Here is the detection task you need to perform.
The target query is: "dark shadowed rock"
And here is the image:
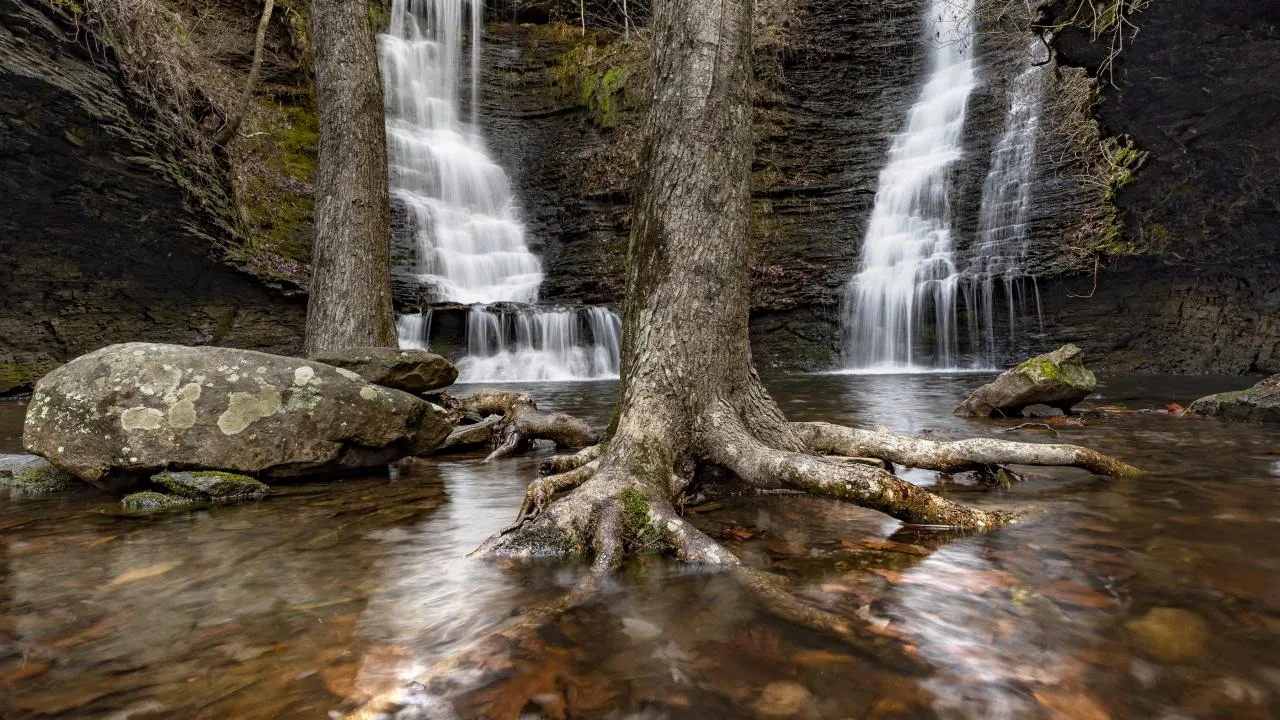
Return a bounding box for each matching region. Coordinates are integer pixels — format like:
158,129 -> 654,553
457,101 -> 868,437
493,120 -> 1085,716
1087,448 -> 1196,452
152,470 -> 269,501
1185,375 -> 1280,424
955,345 -> 1097,418
308,347 -> 458,394
23,343 -> 452,489
0,453 -> 76,493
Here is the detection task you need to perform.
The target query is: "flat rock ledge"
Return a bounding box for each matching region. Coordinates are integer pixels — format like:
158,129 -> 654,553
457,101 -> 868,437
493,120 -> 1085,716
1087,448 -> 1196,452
308,347 -> 458,394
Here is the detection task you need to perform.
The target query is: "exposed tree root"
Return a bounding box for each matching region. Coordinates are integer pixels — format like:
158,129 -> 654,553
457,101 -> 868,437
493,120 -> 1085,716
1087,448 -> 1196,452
539,443 -> 606,475
432,390 -> 601,462
792,422 -> 1145,479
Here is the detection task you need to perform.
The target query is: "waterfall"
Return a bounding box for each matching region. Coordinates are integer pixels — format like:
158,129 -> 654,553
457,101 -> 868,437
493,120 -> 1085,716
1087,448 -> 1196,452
381,0 -> 620,381
841,0 -> 977,372
962,39 -> 1051,365
455,306 -> 622,382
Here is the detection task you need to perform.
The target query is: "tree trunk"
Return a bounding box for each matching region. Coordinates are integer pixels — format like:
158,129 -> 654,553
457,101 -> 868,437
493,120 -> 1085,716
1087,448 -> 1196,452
304,0 -> 395,354
480,0 -> 1137,563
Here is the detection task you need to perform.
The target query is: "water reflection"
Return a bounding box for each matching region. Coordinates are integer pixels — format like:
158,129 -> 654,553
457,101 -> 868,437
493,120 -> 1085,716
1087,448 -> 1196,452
1,375 -> 1278,718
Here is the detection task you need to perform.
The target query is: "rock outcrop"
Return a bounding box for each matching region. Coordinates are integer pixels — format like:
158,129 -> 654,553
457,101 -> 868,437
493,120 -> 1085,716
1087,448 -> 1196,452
23,343 -> 451,489
1185,375 -> 1280,425
955,345 -> 1097,418
152,470 -> 269,501
0,0 -> 307,397
308,347 -> 458,394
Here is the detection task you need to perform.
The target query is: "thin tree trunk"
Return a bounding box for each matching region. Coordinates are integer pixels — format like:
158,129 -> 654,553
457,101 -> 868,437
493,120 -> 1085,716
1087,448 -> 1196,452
304,0 -> 395,354
213,0 -> 275,147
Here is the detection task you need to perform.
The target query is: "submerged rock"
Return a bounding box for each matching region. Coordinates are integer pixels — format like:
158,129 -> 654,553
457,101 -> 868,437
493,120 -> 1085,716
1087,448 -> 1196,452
0,454 -> 76,493
1185,375 -> 1280,424
121,491 -> 195,512
308,347 -> 458,394
152,471 -> 268,501
955,344 -> 1097,418
23,343 -> 452,489
754,681 -> 813,717
1125,607 -> 1210,665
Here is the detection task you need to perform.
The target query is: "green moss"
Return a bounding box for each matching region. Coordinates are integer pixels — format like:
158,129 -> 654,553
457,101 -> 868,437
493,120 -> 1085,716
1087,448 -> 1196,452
545,27 -> 647,129
153,470 -> 268,500
620,487 -> 664,551
121,491 -> 195,512
0,463 -> 75,493
0,362 -> 48,393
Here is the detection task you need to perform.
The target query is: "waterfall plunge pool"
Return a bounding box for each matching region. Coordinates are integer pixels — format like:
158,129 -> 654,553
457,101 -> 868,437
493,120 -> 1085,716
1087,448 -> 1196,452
1,374 -> 1277,718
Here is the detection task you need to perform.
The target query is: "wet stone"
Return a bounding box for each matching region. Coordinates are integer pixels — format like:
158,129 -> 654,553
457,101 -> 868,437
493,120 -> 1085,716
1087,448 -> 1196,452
1125,607 -> 1211,665
151,471 -> 268,502
0,454 -> 75,494
120,491 -> 195,512
754,681 -> 813,717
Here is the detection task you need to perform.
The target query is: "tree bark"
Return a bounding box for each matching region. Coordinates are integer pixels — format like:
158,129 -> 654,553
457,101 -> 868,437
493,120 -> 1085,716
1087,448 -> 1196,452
304,0 -> 395,354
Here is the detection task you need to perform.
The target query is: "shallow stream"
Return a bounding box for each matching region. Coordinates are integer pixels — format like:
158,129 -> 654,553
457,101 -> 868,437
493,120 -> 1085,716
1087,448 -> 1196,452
2,375 -> 1278,718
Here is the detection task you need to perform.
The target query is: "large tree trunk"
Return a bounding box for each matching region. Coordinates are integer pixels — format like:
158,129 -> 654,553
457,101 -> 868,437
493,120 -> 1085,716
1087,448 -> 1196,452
480,0 -> 1138,562
304,0 -> 395,354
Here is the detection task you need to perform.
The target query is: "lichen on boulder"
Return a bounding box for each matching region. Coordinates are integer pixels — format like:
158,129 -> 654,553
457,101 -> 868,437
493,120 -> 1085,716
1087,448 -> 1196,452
23,343 -> 453,490
152,470 -> 268,501
955,344 -> 1098,418
308,347 -> 458,394
0,454 -> 76,494
1185,375 -> 1280,424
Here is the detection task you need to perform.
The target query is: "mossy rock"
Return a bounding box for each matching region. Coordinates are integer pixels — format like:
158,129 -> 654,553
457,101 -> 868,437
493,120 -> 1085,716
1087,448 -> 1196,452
1185,375 -> 1280,424
121,491 -> 195,512
956,345 -> 1098,418
0,454 -> 77,494
152,470 -> 269,501
308,347 -> 458,394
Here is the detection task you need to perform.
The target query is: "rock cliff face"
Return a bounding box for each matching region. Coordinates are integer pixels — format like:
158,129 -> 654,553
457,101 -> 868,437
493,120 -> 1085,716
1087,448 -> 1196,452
0,0 -> 305,394
479,0 -> 1279,374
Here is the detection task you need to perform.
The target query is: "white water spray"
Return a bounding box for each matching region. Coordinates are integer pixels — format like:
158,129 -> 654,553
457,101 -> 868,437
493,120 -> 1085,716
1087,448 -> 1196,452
841,0 -> 978,371
963,39 -> 1050,364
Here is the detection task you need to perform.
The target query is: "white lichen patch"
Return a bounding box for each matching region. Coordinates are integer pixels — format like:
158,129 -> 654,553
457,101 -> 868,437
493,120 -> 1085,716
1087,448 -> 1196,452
217,387 -> 282,435
335,368 -> 364,382
294,366 -> 316,386
359,386 -> 379,401
121,406 -> 165,431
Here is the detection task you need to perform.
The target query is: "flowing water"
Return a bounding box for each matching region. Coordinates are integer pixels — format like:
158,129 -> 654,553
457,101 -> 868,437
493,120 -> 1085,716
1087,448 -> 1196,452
381,0 -> 619,381
962,40 -> 1052,367
842,0 -> 977,372
4,375 -> 1279,718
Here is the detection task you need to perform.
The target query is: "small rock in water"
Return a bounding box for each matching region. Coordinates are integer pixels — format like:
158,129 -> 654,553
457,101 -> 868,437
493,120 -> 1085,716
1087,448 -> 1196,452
955,344 -> 1097,418
1124,606 -> 1210,664
0,454 -> 75,494
152,470 -> 268,502
1021,404 -> 1065,418
121,491 -> 195,512
754,681 -> 813,717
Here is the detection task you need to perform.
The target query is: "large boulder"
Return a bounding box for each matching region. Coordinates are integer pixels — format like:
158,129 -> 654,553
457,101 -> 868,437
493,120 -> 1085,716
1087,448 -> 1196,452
955,345 -> 1098,418
308,347 -> 458,394
23,343 -> 451,489
1185,375 -> 1280,424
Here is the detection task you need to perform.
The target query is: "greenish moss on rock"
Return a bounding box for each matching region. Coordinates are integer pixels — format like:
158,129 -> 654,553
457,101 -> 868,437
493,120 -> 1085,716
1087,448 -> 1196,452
0,454 -> 76,494
956,344 -> 1098,418
152,470 -> 268,501
1185,375 -> 1280,424
121,491 -> 195,512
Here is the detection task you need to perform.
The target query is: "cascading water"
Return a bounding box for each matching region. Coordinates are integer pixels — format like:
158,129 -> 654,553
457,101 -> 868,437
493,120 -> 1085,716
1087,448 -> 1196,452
962,39 -> 1051,364
840,0 -> 977,372
381,0 -> 620,381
